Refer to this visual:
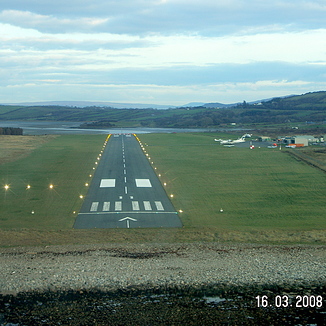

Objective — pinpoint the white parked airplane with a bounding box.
[214,134,252,145]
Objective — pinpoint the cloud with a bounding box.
[0,21,153,52]
[2,28,326,75]
[1,1,326,35]
[1,1,326,104]
[0,10,109,33]
[119,30,326,67]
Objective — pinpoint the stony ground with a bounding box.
[0,243,325,325]
[0,243,325,294]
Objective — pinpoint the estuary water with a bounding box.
[0,120,209,135]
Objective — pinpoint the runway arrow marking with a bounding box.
[119,216,137,228]
[119,217,137,221]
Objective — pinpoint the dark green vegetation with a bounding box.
[1,284,325,325]
[0,127,22,135]
[140,133,326,232]
[0,91,325,130]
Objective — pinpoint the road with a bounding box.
[74,134,182,229]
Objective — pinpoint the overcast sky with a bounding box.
[1,0,326,105]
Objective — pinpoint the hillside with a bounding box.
[0,91,325,130]
[255,91,326,110]
[0,105,157,123]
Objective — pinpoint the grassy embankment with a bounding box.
[0,133,325,246]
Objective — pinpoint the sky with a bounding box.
[1,0,326,106]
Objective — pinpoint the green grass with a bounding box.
[140,133,326,231]
[0,135,106,229]
[0,132,325,246]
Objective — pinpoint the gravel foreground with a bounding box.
[0,243,325,325]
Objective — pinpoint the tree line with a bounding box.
[0,127,23,135]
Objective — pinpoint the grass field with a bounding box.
[139,133,326,230]
[0,135,56,164]
[0,134,106,230]
[0,132,325,246]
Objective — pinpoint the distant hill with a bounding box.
[0,91,325,130]
[203,102,236,108]
[3,93,306,110]
[5,101,175,110]
[181,102,206,107]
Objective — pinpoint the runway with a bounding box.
[74,134,182,229]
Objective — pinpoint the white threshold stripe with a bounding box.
[143,201,152,211]
[132,201,140,210]
[86,202,169,213]
[115,201,122,211]
[155,201,164,211]
[90,202,99,212]
[103,202,110,211]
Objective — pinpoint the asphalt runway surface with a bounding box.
[74,134,182,229]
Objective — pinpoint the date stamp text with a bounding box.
[256,295,323,308]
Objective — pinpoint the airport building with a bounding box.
[257,136,272,142]
[279,135,322,147]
